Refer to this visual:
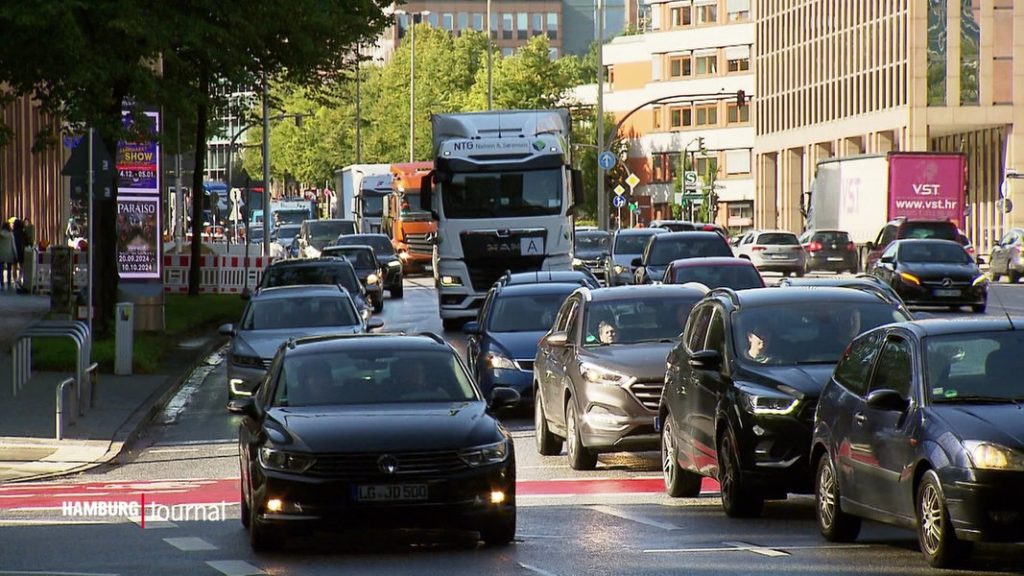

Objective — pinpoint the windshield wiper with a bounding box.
[934,395,1020,406]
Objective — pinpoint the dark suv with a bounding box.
[866,219,960,270]
[632,231,733,285]
[658,287,912,517]
[257,257,372,320]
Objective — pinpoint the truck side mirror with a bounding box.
[571,168,584,208]
[420,173,433,212]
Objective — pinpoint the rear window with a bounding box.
[757,233,800,245]
[811,231,851,244]
[334,235,395,255]
[898,222,958,241]
[671,264,764,290]
[649,237,732,265]
[614,233,655,254]
[262,264,361,293]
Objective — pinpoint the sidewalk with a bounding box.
[0,290,220,483]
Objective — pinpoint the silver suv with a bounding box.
[733,229,807,276]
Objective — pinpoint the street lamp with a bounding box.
[596,0,607,231]
[394,10,431,162]
[487,0,493,110]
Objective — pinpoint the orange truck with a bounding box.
[383,162,437,273]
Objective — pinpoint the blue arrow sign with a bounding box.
[612,195,626,208]
[598,151,616,171]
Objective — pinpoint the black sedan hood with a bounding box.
[266,402,503,453]
[583,342,676,381]
[932,404,1024,449]
[733,363,837,398]
[899,262,979,281]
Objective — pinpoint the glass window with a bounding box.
[331,234,395,255]
[458,12,469,31]
[427,13,439,27]
[685,304,712,352]
[547,12,558,40]
[670,5,691,27]
[695,156,717,176]
[321,247,376,269]
[756,232,799,245]
[870,337,914,399]
[671,263,763,290]
[897,241,971,263]
[653,106,662,129]
[695,104,718,126]
[705,308,726,355]
[242,297,359,330]
[261,263,361,294]
[696,2,717,24]
[491,13,498,39]
[614,233,657,254]
[489,292,571,332]
[533,13,544,36]
[695,54,718,75]
[473,12,484,31]
[443,13,454,30]
[925,331,1024,402]
[517,12,528,40]
[553,297,578,333]
[726,47,751,72]
[959,0,980,105]
[649,236,732,265]
[724,149,751,174]
[442,169,563,219]
[669,106,691,128]
[502,47,514,57]
[575,231,610,252]
[396,14,409,39]
[727,103,750,123]
[669,55,691,78]
[305,220,357,249]
[583,297,700,346]
[927,0,947,106]
[548,47,558,60]
[502,13,513,39]
[726,0,750,21]
[834,331,883,396]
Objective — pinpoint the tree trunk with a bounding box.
[188,71,209,296]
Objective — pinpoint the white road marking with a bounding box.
[157,367,214,424]
[722,541,789,557]
[517,562,561,576]
[589,505,680,530]
[644,541,870,555]
[0,519,113,526]
[152,439,236,447]
[205,560,265,576]
[127,515,177,529]
[164,537,218,551]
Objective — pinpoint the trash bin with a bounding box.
[115,302,134,375]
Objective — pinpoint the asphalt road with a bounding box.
[2,274,1023,576]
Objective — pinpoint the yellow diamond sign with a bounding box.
[625,172,640,190]
[613,184,626,196]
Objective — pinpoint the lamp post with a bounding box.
[261,72,271,258]
[395,10,431,162]
[487,0,493,109]
[355,43,362,164]
[596,0,607,231]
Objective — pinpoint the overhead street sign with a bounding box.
[613,184,626,197]
[612,195,625,208]
[625,172,640,190]
[684,171,699,191]
[598,151,616,170]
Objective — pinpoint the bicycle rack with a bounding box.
[11,320,92,416]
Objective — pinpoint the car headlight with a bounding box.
[972,274,988,286]
[486,352,517,371]
[231,353,264,368]
[737,387,800,415]
[580,362,636,387]
[613,265,626,274]
[440,275,463,286]
[899,272,921,286]
[366,273,380,285]
[387,260,401,267]
[258,446,315,473]
[964,441,1024,470]
[572,257,583,266]
[459,440,509,467]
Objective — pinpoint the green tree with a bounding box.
[466,35,581,110]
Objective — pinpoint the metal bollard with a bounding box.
[88,362,99,408]
[56,377,74,440]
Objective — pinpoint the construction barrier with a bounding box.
[162,254,271,294]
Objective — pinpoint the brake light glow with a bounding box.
[752,246,767,252]
[846,242,856,252]
[807,242,822,252]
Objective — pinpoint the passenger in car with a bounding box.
[598,321,618,344]
[745,325,773,364]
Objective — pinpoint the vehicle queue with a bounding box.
[218,215,1020,568]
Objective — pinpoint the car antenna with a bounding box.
[989,283,1015,329]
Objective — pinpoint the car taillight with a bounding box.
[846,242,856,252]
[791,246,804,251]
[752,246,766,252]
[807,241,822,252]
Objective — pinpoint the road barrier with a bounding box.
[162,254,271,294]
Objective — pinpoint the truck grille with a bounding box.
[405,232,433,257]
[307,450,468,478]
[466,257,547,291]
[627,379,664,411]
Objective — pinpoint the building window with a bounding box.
[502,13,513,40]
[726,0,750,22]
[725,149,751,175]
[457,12,469,32]
[396,13,409,39]
[548,47,558,60]
[669,106,692,129]
[442,13,454,30]
[927,0,947,106]
[532,13,544,36]
[726,46,750,72]
[695,156,718,177]
[960,0,980,105]
[651,153,680,183]
[670,5,691,28]
[547,12,558,40]
[652,106,662,129]
[727,103,749,123]
[490,13,498,39]
[607,65,614,85]
[669,55,692,78]
[502,47,514,57]
[694,104,718,126]
[517,13,528,40]
[694,53,718,75]
[695,1,717,25]
[427,13,438,27]
[472,13,484,31]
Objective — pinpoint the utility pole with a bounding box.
[355,43,362,164]
[174,119,184,250]
[409,16,417,162]
[596,0,607,230]
[487,0,493,110]
[261,71,271,258]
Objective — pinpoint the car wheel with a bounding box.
[534,391,563,456]
[240,474,251,529]
[373,294,384,313]
[815,453,861,542]
[479,509,516,546]
[390,282,404,299]
[796,268,806,277]
[971,302,987,313]
[717,428,764,518]
[662,418,701,498]
[918,470,972,568]
[565,401,597,470]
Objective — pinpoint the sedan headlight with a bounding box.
[258,446,315,473]
[737,387,800,415]
[486,352,517,371]
[972,274,988,286]
[440,275,463,287]
[231,353,264,368]
[366,273,380,285]
[572,258,583,267]
[580,362,636,387]
[899,272,921,286]
[459,440,509,467]
[387,260,401,268]
[964,441,1024,470]
[613,265,627,274]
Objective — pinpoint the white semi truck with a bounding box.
[333,163,390,225]
[421,109,582,330]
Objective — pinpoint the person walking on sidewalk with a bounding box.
[0,222,16,290]
[12,217,25,289]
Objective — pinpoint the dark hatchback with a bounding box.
[573,230,611,281]
[659,287,911,516]
[870,239,987,312]
[632,231,733,285]
[464,282,581,403]
[256,257,372,320]
[332,233,404,298]
[800,229,859,273]
[662,257,765,290]
[236,333,519,551]
[812,318,1024,568]
[321,245,387,312]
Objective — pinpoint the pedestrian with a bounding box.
[12,217,25,288]
[0,222,17,290]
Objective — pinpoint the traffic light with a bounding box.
[736,90,746,107]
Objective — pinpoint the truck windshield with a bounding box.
[361,193,385,217]
[442,169,562,219]
[399,191,431,218]
[276,210,308,226]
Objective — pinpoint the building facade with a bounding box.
[603,0,755,230]
[754,0,1024,255]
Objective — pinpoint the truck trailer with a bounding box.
[421,110,582,329]
[333,164,390,224]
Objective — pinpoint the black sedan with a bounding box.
[236,333,519,551]
[322,244,386,312]
[333,233,404,298]
[870,239,987,312]
[812,318,1024,568]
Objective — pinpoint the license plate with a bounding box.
[521,237,544,256]
[934,289,961,297]
[355,484,429,502]
[827,257,844,262]
[770,254,790,259]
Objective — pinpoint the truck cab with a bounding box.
[383,162,436,274]
[354,173,392,234]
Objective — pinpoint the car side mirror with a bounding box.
[229,395,262,418]
[631,257,643,267]
[688,349,722,370]
[366,317,384,331]
[866,388,909,412]
[489,387,521,411]
[218,323,236,336]
[463,321,480,335]
[879,255,894,264]
[545,332,569,346]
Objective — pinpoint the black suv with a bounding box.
[332,233,404,298]
[658,287,912,517]
[321,245,386,312]
[632,231,733,285]
[256,257,373,320]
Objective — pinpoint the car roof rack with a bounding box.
[707,286,740,307]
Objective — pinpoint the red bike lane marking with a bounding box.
[0,477,720,510]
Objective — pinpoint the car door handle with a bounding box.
[854,412,867,425]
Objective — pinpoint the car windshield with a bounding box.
[583,296,701,346]
[671,265,763,290]
[322,248,375,269]
[360,193,385,217]
[926,331,1024,403]
[655,222,696,232]
[614,234,655,254]
[277,226,301,242]
[333,235,395,255]
[489,292,570,332]
[241,296,358,330]
[650,237,732,265]
[900,222,958,240]
[576,232,610,252]
[442,169,562,219]
[898,242,970,263]
[757,233,800,245]
[733,302,909,365]
[274,350,477,406]
[812,231,851,244]
[276,210,308,226]
[307,221,356,249]
[261,265,361,294]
